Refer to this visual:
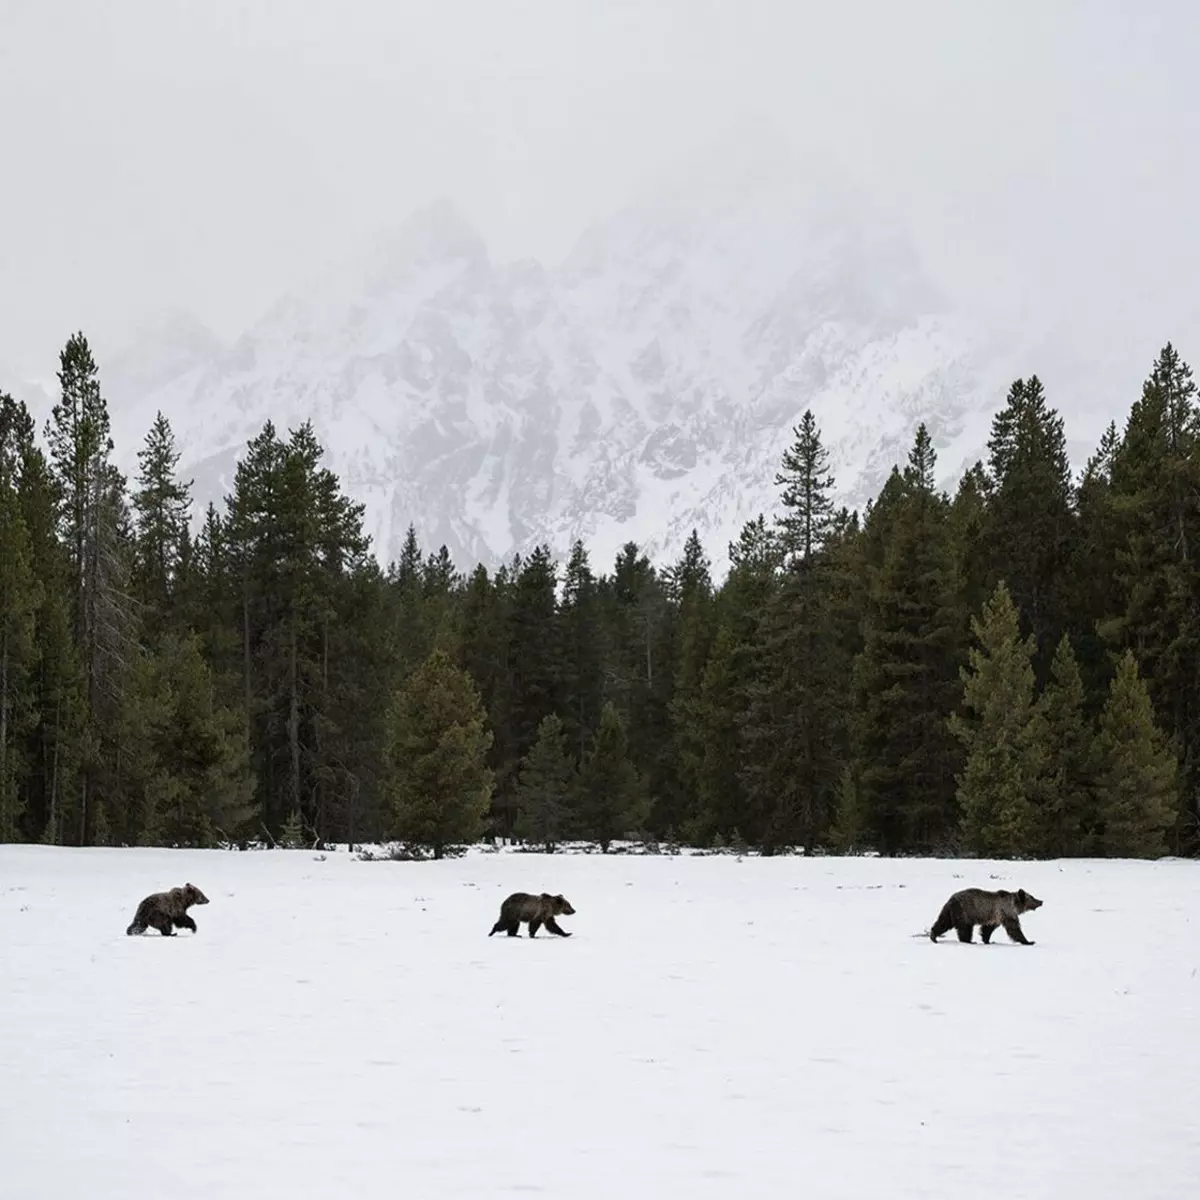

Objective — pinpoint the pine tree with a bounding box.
[690,624,744,843]
[1105,345,1200,849]
[774,410,835,564]
[950,581,1046,858]
[384,647,494,857]
[1092,650,1177,858]
[121,632,258,848]
[131,411,192,637]
[855,428,965,852]
[741,411,843,852]
[578,701,648,852]
[0,404,40,840]
[984,377,1076,672]
[557,541,604,765]
[1035,635,1096,856]
[513,713,577,851]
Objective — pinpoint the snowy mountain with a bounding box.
[61,169,1101,579]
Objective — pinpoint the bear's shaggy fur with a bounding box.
[929,886,1042,945]
[488,892,575,938]
[126,883,210,936]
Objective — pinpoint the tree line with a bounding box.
[1,334,1197,859]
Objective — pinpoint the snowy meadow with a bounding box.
[1,845,1197,1199]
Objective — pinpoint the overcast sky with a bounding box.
[2,0,1198,381]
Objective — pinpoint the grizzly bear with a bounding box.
[929,886,1042,945]
[488,892,575,938]
[126,883,210,936]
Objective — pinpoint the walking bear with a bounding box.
[489,892,575,938]
[929,886,1042,945]
[126,883,210,936]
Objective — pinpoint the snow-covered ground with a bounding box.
[1,845,1197,1199]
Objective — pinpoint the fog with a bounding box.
[2,0,1198,384]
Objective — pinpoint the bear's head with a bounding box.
[184,883,210,907]
[1015,888,1042,912]
[551,894,575,916]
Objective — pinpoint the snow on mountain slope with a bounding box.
[95,179,1069,578]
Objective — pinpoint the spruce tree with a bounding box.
[984,377,1076,672]
[950,581,1045,858]
[1092,650,1177,858]
[741,411,842,852]
[578,701,648,852]
[1035,635,1096,856]
[384,647,494,857]
[855,428,964,852]
[0,433,40,840]
[131,411,192,636]
[513,712,577,851]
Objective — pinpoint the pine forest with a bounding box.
[2,333,1198,860]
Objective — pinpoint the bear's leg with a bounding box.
[489,920,505,937]
[527,918,542,937]
[174,914,197,933]
[506,920,520,937]
[979,923,997,944]
[955,923,974,942]
[544,917,571,937]
[1002,916,1034,945]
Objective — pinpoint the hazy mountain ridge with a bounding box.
[7,184,1101,578]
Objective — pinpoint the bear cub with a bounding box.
[126,882,210,936]
[929,886,1042,945]
[489,892,575,938]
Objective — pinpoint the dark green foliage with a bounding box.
[384,647,494,857]
[6,328,1200,860]
[513,712,577,851]
[1092,650,1177,858]
[951,582,1045,858]
[854,429,965,852]
[578,701,649,852]
[1035,635,1096,856]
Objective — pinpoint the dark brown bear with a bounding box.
[488,892,575,938]
[929,886,1042,945]
[126,883,210,936]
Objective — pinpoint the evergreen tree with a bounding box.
[384,647,494,857]
[690,624,744,843]
[984,377,1075,671]
[1035,635,1096,856]
[513,712,577,851]
[741,412,842,852]
[774,410,835,564]
[122,632,257,847]
[557,541,604,765]
[950,581,1045,858]
[1092,650,1177,858]
[1105,345,1200,849]
[131,411,191,636]
[855,429,965,851]
[0,402,40,840]
[578,701,648,851]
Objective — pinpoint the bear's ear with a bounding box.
[1016,888,1026,901]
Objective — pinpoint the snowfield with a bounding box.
[1,845,1197,1199]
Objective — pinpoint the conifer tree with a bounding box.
[951,581,1045,857]
[1105,344,1200,849]
[557,541,604,765]
[1035,635,1096,856]
[855,427,964,851]
[741,411,842,852]
[131,411,192,636]
[578,701,648,851]
[513,712,577,851]
[984,377,1075,671]
[384,647,494,857]
[1092,650,1177,858]
[0,409,40,840]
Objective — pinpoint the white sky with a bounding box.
[2,0,1198,379]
